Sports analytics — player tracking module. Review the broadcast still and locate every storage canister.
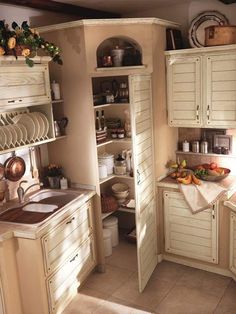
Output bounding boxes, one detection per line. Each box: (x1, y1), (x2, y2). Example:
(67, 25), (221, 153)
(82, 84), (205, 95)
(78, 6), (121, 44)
(103, 216), (119, 247)
(182, 140), (189, 152)
(192, 141), (199, 153)
(98, 153), (114, 175)
(103, 229), (112, 257)
(98, 164), (108, 179)
(200, 141), (208, 154)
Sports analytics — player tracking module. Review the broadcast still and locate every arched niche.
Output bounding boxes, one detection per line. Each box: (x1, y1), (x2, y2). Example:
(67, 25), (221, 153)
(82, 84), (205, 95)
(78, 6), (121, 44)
(96, 36), (143, 68)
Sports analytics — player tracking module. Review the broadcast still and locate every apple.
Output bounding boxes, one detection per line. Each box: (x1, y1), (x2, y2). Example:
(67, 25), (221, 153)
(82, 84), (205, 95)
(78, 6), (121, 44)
(210, 162), (217, 170)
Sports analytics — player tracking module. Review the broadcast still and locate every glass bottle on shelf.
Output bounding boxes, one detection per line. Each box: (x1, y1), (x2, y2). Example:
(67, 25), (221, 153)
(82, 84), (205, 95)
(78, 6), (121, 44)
(100, 110), (106, 130)
(95, 110), (102, 131)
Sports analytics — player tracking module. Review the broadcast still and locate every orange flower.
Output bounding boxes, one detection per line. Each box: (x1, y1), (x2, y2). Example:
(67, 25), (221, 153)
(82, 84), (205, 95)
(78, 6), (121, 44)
(7, 37), (16, 49)
(21, 48), (30, 57)
(0, 47), (5, 56)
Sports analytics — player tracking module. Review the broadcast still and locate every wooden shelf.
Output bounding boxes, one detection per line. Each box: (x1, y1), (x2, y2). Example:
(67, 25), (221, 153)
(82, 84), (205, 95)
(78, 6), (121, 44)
(176, 150), (236, 158)
(94, 102), (129, 109)
(101, 206), (135, 220)
(52, 99), (63, 104)
(95, 65), (146, 72)
(99, 173), (134, 184)
(97, 137), (132, 148)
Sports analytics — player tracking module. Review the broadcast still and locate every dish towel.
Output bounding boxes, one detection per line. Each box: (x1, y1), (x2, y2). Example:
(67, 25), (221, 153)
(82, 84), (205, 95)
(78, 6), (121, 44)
(179, 181), (227, 214)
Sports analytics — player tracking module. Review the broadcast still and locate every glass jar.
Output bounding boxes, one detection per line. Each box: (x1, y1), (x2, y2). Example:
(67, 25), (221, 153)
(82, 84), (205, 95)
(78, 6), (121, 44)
(117, 128), (125, 139)
(114, 154), (126, 175)
(118, 82), (129, 103)
(192, 141), (199, 153)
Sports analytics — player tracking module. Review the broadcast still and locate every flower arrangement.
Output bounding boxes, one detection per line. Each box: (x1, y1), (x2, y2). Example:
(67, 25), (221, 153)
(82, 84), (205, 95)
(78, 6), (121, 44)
(0, 20), (63, 67)
(46, 164), (63, 177)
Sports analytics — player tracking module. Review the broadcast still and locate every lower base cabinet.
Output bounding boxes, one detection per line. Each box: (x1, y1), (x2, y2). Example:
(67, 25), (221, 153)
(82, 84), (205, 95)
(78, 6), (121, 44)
(163, 191), (218, 264)
(16, 198), (96, 314)
(230, 212), (236, 276)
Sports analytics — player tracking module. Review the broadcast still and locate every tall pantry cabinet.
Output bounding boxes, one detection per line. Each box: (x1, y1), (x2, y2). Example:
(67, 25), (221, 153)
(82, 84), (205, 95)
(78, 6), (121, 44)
(39, 18), (179, 292)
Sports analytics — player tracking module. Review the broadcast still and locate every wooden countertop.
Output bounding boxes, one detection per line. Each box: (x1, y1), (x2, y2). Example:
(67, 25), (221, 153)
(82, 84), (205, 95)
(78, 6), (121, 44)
(0, 187), (96, 241)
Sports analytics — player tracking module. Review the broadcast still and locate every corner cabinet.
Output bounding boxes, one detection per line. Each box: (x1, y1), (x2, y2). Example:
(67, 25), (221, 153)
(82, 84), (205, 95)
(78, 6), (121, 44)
(165, 45), (236, 128)
(164, 191), (218, 263)
(93, 73), (157, 292)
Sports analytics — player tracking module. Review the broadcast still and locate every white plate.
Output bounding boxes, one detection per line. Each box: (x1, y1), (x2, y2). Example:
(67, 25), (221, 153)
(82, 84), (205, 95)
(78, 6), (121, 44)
(32, 112), (45, 140)
(189, 11), (229, 47)
(28, 113), (40, 141)
(12, 124), (23, 145)
(0, 128), (6, 149)
(1, 126), (12, 148)
(12, 114), (35, 142)
(37, 112), (49, 138)
(7, 125), (18, 147)
(16, 123), (27, 144)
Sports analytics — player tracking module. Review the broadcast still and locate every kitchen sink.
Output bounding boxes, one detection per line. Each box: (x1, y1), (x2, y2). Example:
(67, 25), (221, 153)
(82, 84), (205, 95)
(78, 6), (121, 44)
(22, 203), (58, 213)
(28, 190), (67, 202)
(0, 189), (83, 224)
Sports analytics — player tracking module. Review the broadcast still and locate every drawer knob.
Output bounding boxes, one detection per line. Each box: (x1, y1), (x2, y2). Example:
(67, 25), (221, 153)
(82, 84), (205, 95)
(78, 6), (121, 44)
(70, 253), (78, 263)
(66, 217), (75, 224)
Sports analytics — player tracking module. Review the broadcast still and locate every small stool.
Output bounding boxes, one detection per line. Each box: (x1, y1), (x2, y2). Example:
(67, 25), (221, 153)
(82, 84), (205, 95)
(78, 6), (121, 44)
(103, 228), (112, 257)
(103, 216), (119, 247)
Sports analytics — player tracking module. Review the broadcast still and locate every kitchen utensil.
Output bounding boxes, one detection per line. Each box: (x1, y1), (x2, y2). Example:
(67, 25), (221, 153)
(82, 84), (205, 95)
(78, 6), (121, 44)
(4, 156), (26, 182)
(189, 11), (229, 47)
(198, 168), (230, 182)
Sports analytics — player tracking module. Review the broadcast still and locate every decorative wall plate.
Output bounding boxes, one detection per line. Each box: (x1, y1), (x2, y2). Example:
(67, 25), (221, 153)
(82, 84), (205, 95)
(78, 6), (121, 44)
(189, 11), (229, 47)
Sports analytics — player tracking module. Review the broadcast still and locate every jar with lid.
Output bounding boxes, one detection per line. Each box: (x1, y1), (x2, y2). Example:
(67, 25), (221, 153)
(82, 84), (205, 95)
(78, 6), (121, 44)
(117, 128), (125, 139)
(118, 82), (129, 103)
(105, 89), (115, 103)
(192, 141), (199, 153)
(182, 140), (189, 152)
(114, 154), (127, 175)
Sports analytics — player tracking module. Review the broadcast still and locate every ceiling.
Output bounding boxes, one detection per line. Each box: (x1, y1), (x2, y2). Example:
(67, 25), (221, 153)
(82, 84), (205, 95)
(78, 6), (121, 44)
(53, 0), (193, 14)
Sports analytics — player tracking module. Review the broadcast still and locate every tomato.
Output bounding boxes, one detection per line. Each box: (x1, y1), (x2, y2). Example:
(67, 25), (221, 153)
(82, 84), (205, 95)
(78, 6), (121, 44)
(210, 162), (217, 170)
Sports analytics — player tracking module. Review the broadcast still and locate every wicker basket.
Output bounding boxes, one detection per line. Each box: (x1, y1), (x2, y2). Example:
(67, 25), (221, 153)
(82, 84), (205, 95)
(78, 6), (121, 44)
(101, 194), (119, 213)
(205, 25), (236, 46)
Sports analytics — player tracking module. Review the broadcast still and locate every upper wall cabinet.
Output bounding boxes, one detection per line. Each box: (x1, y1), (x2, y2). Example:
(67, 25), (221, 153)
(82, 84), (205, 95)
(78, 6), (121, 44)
(0, 57), (51, 109)
(165, 45), (236, 128)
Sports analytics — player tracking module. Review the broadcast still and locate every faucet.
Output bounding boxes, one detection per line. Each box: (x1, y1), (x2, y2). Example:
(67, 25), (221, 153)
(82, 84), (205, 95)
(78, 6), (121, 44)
(17, 180), (43, 203)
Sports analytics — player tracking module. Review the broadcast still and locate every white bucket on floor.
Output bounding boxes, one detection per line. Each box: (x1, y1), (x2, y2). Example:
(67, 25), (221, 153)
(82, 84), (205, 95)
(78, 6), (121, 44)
(103, 228), (112, 257)
(103, 216), (119, 247)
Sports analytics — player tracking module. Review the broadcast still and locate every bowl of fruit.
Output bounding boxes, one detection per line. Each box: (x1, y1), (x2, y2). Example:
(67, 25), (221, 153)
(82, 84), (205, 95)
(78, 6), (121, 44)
(193, 163), (230, 182)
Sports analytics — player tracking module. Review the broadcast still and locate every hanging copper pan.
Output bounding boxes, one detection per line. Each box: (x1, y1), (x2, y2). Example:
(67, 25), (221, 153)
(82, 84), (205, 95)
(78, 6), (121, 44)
(4, 156), (26, 182)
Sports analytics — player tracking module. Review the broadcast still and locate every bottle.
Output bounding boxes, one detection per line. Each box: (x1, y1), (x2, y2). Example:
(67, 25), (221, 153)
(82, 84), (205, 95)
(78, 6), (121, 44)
(105, 89), (114, 103)
(51, 80), (60, 100)
(60, 177), (68, 189)
(200, 141), (208, 154)
(95, 111), (102, 131)
(182, 140), (189, 152)
(100, 110), (106, 130)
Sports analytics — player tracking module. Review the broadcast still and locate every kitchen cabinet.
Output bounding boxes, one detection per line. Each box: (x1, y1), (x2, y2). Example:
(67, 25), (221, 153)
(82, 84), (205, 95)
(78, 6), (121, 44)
(93, 73), (157, 292)
(165, 45), (236, 128)
(163, 191), (218, 263)
(16, 197), (96, 314)
(0, 56), (56, 154)
(230, 212), (236, 276)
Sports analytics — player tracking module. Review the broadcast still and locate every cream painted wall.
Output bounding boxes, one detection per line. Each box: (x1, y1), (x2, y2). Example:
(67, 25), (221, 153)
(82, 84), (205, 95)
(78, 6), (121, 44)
(128, 0), (236, 47)
(0, 3), (75, 27)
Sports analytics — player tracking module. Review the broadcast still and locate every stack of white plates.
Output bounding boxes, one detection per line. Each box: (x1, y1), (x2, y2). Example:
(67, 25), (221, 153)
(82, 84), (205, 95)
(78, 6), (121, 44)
(0, 111), (50, 150)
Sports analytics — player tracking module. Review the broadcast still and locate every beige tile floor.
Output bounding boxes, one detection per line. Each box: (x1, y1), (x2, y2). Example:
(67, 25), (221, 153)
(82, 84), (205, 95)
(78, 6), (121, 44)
(63, 239), (236, 314)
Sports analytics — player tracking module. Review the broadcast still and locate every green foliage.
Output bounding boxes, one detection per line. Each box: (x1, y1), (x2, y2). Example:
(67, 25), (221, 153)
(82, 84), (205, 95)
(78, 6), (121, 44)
(0, 20), (63, 67)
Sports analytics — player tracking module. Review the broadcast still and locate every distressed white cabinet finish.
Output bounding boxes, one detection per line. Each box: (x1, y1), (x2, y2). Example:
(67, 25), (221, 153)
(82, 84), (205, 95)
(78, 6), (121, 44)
(164, 191), (218, 263)
(166, 45), (236, 128)
(230, 212), (236, 276)
(16, 198), (96, 314)
(130, 74), (157, 292)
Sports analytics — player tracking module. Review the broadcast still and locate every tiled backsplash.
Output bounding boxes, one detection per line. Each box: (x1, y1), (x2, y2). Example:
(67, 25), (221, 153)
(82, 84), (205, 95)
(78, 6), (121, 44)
(178, 128), (236, 175)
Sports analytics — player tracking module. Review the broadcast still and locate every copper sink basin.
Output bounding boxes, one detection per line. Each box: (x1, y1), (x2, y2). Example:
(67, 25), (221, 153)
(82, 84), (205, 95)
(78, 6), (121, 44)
(0, 189), (83, 225)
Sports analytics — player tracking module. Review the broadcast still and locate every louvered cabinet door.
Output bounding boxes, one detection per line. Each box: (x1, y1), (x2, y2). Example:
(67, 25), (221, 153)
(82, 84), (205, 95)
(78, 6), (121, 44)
(205, 54), (236, 127)
(129, 74), (157, 292)
(166, 55), (202, 127)
(230, 212), (236, 276)
(164, 191), (218, 264)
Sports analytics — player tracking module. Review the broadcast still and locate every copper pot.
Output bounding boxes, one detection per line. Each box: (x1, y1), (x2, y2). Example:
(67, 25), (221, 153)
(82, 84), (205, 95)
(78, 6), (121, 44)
(4, 156), (26, 182)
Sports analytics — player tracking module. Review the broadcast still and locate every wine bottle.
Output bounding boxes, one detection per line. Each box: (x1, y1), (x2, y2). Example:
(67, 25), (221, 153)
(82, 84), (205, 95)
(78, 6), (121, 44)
(100, 110), (106, 130)
(95, 111), (102, 131)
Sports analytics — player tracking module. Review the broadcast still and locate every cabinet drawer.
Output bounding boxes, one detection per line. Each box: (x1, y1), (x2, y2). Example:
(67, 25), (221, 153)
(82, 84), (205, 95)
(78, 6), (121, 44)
(47, 235), (96, 313)
(0, 64), (51, 108)
(42, 200), (93, 274)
